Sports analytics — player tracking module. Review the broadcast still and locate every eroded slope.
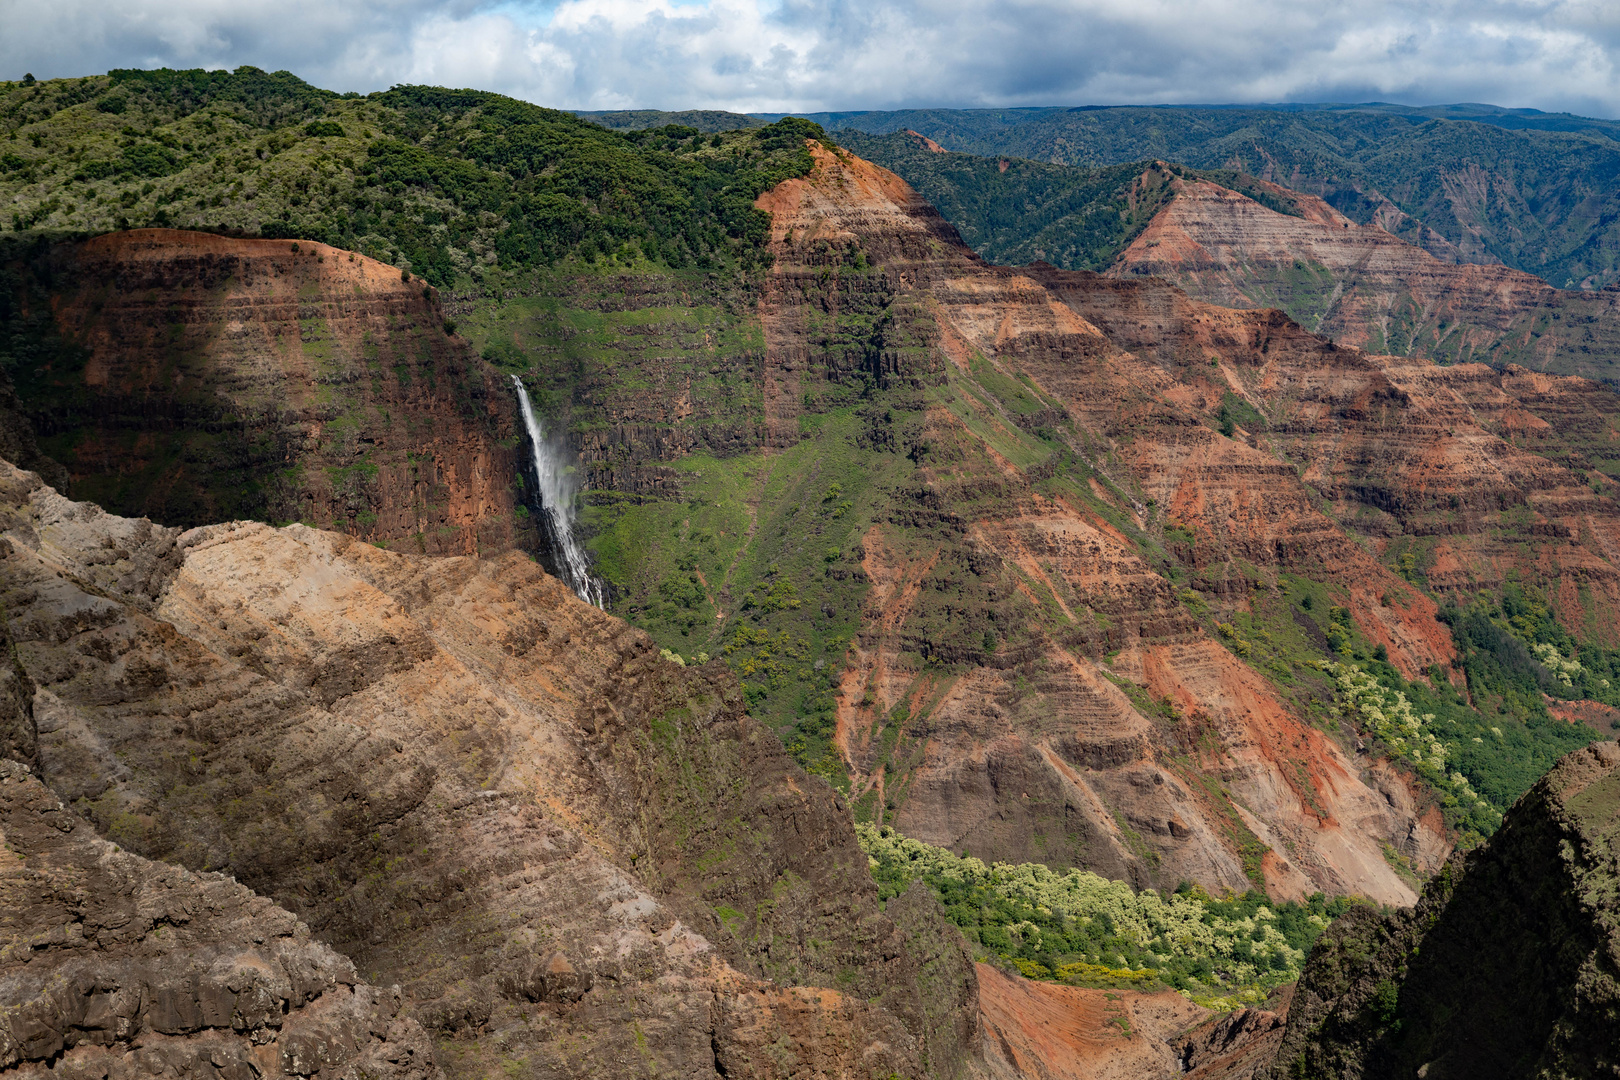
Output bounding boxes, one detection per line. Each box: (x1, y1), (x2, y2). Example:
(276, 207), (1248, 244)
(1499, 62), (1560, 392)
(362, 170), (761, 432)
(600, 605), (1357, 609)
(1107, 170), (1620, 382)
(0, 459), (979, 1079)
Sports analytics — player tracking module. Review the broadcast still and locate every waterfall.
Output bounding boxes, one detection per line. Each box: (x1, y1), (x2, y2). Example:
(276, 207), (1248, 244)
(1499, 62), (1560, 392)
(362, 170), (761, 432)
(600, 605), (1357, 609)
(511, 376), (606, 608)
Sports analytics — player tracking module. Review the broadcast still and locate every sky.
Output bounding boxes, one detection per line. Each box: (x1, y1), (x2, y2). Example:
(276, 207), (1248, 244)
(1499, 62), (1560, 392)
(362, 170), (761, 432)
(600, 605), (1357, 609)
(4, 0), (1620, 117)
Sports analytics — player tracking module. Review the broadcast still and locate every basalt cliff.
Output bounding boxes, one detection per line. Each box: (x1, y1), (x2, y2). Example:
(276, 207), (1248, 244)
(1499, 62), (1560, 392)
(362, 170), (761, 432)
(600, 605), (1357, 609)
(1106, 165), (1620, 384)
(2, 230), (528, 556)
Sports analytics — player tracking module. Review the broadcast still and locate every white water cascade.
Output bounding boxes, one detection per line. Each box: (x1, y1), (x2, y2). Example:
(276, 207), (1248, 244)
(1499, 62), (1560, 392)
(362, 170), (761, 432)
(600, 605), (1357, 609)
(511, 376), (606, 608)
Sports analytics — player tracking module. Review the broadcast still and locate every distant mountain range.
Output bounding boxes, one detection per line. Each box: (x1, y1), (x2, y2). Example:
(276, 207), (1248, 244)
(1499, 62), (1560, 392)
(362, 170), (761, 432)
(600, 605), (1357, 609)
(578, 102), (1620, 291)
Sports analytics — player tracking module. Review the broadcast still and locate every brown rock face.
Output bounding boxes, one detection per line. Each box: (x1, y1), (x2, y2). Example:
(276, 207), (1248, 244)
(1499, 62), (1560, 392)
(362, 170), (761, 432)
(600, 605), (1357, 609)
(0, 759), (441, 1080)
(13, 229), (528, 555)
(975, 961), (1208, 1080)
(749, 143), (1446, 903)
(1265, 741), (1620, 1080)
(1109, 168), (1620, 382)
(0, 458), (979, 1079)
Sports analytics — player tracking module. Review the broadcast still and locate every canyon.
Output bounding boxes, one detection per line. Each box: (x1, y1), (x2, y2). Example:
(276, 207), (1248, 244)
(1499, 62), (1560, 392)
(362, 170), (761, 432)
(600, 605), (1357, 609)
(4, 79), (1620, 1076)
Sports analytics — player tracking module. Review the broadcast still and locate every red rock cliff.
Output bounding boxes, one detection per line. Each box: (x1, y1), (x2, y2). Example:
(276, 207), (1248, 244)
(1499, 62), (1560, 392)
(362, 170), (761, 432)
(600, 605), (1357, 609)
(17, 229), (527, 556)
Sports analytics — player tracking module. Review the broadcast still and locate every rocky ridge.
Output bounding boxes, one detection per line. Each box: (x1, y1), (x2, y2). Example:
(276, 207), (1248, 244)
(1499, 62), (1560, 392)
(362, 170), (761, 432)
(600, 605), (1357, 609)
(1265, 740), (1620, 1079)
(0, 758), (441, 1079)
(0, 457), (980, 1078)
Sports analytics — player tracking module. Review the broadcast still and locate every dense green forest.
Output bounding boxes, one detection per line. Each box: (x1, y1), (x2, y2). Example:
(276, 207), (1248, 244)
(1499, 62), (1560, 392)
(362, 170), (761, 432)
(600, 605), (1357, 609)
(0, 67), (829, 284)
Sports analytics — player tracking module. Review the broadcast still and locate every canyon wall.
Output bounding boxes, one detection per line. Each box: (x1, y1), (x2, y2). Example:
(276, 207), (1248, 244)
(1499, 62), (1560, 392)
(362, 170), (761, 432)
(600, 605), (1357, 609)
(1109, 169), (1620, 384)
(0, 458), (981, 1079)
(503, 142), (1620, 912)
(505, 142), (1477, 905)
(6, 229), (529, 556)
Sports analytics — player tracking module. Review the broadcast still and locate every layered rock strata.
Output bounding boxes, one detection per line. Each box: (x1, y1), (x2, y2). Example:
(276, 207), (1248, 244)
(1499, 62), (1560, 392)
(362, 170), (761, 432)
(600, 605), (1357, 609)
(1035, 265), (1620, 643)
(10, 229), (528, 555)
(0, 759), (441, 1079)
(749, 143), (1452, 902)
(1109, 169), (1620, 382)
(0, 458), (979, 1079)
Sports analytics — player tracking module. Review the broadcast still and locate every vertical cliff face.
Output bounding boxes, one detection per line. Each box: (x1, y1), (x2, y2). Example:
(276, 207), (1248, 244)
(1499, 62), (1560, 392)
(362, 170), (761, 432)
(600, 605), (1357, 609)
(0, 458), (980, 1079)
(6, 229), (529, 556)
(1267, 741), (1620, 1080)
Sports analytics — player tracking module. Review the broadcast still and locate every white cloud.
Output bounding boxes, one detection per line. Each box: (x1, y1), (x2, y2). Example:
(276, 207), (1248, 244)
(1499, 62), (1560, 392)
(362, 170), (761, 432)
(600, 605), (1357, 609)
(2, 0), (1618, 116)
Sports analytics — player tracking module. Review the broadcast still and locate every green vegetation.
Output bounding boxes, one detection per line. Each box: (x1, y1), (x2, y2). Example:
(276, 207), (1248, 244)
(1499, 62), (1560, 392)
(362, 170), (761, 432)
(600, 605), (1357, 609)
(1292, 582), (1602, 842)
(0, 68), (831, 285)
(860, 823), (1358, 1009)
(834, 131), (1301, 271)
(1155, 556), (1600, 846)
(809, 104), (1620, 289)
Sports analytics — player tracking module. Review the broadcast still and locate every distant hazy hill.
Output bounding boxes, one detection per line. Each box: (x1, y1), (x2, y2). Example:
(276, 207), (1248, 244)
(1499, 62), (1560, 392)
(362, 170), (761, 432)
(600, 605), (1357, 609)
(797, 103), (1620, 291)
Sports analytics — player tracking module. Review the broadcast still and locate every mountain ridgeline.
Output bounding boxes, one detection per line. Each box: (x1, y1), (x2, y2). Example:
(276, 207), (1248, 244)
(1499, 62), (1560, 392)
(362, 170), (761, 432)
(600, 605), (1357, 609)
(3, 67), (1620, 1077)
(589, 102), (1620, 291)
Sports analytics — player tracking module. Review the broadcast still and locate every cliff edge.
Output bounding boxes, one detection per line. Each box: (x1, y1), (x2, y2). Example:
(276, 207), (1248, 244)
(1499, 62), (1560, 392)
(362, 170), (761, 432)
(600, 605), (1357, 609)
(1267, 740), (1620, 1079)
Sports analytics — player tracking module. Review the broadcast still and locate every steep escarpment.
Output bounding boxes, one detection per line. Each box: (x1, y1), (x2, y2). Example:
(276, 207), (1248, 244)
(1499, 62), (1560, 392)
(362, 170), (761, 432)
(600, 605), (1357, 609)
(3, 229), (529, 555)
(0, 459), (979, 1079)
(1036, 266), (1620, 646)
(1266, 740), (1620, 1079)
(1106, 170), (1620, 382)
(533, 141), (1453, 906)
(0, 759), (441, 1079)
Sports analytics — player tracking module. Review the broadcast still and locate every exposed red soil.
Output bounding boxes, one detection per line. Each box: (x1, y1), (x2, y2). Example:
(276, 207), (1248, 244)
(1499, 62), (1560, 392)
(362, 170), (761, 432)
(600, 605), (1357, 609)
(976, 962), (1208, 1080)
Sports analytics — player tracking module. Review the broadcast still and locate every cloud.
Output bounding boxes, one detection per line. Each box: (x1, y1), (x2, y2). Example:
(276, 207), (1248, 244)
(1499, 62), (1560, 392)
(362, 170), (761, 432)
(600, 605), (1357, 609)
(4, 0), (1619, 117)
